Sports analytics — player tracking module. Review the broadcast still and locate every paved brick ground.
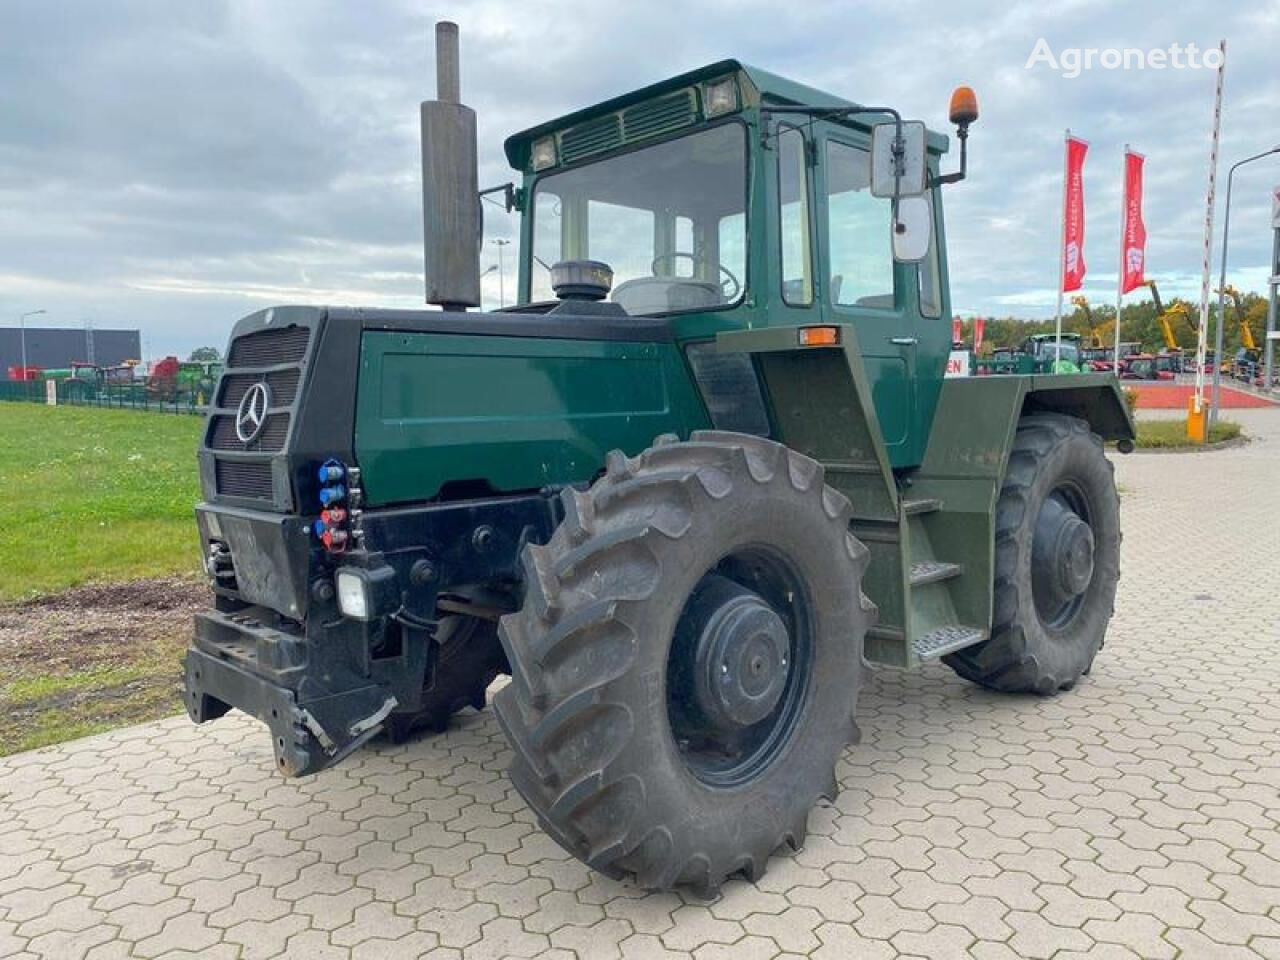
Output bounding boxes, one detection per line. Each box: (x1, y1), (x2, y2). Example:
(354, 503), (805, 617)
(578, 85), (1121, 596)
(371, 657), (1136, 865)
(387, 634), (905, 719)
(2, 410), (1278, 959)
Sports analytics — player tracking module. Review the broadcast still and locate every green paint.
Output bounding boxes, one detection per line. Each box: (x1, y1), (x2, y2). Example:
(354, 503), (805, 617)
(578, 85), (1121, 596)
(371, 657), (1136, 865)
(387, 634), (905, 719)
(355, 332), (709, 505)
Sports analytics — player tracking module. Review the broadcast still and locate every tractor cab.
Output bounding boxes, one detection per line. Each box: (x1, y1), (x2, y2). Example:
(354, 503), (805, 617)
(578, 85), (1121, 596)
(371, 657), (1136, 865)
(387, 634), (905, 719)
(1021, 333), (1083, 373)
(500, 62), (961, 468)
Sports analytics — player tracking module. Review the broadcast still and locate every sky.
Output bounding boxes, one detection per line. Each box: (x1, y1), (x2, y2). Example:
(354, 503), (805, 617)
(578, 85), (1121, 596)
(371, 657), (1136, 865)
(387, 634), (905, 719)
(2, 0), (1279, 359)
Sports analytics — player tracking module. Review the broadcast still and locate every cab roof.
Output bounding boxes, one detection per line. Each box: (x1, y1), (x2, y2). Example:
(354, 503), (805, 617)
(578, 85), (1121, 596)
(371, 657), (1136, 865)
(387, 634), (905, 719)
(503, 58), (949, 171)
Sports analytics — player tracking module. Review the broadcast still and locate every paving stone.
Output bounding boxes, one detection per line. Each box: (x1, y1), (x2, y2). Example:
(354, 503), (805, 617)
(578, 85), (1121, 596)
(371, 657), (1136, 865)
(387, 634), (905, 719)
(810, 921), (896, 960)
(692, 934), (779, 960)
(132, 912), (222, 959)
(1005, 910), (1094, 958)
(549, 917), (633, 960)
(1, 408), (1279, 958)
(1082, 911), (1177, 959)
(619, 932), (694, 960)
(660, 905), (743, 952)
(741, 905), (824, 954)
(220, 914), (311, 960)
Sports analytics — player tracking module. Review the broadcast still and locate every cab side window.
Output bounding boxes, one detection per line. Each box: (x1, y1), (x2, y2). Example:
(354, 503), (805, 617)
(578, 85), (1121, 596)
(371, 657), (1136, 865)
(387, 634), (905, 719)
(777, 126), (813, 306)
(918, 190), (943, 318)
(825, 140), (894, 309)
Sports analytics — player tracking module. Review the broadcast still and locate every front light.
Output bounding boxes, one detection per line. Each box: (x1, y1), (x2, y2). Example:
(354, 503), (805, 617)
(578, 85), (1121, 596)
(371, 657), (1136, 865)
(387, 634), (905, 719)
(702, 78), (739, 118)
(531, 136), (557, 171)
(335, 570), (370, 620)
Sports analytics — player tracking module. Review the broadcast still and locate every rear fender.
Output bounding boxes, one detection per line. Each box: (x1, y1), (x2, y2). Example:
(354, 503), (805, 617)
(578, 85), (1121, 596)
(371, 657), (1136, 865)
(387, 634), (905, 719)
(1019, 374), (1135, 443)
(907, 373), (1132, 634)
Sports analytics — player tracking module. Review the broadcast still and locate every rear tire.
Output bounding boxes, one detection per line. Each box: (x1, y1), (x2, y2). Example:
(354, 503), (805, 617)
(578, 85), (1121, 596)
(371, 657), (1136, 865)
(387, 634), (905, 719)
(383, 616), (506, 743)
(494, 432), (874, 896)
(945, 414), (1120, 694)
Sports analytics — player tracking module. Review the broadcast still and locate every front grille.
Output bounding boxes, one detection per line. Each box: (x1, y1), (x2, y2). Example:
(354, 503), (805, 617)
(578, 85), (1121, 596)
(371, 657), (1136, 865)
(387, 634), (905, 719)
(215, 460), (274, 499)
(218, 369), (302, 407)
(208, 413), (290, 452)
(227, 326), (310, 366)
(209, 321), (313, 507)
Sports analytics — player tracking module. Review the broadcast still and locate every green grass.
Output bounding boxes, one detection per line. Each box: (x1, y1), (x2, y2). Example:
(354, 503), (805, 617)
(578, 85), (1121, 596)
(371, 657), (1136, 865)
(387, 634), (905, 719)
(1, 664), (170, 755)
(3, 683), (180, 755)
(3, 664), (154, 704)
(1134, 418), (1243, 449)
(0, 404), (203, 601)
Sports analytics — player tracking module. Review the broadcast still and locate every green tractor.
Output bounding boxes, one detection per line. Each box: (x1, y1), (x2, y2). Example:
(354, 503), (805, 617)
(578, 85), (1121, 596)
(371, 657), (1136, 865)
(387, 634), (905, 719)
(184, 24), (1134, 896)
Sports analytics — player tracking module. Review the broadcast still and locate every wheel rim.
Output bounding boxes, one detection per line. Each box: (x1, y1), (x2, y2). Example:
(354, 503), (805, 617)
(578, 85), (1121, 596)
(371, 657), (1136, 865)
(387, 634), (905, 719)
(666, 546), (814, 788)
(1031, 481), (1096, 630)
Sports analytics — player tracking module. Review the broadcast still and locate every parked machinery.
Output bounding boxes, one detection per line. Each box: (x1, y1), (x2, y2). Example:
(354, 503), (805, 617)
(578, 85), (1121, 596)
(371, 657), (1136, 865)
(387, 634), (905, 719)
(182, 25), (1134, 895)
(1216, 284), (1261, 382)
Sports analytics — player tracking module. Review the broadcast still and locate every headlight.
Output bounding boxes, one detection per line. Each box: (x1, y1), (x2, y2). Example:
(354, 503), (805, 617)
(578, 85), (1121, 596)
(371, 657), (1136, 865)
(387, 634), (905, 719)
(531, 136), (557, 171)
(702, 78), (739, 118)
(333, 565), (398, 621)
(335, 569), (371, 620)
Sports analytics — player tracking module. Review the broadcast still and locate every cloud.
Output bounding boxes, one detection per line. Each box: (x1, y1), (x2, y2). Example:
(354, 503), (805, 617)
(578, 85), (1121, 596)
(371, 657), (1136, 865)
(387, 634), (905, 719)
(0, 0), (1277, 358)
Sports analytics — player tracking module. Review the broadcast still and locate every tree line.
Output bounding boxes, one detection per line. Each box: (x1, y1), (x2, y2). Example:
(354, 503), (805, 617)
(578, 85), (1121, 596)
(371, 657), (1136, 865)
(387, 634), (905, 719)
(960, 290), (1271, 356)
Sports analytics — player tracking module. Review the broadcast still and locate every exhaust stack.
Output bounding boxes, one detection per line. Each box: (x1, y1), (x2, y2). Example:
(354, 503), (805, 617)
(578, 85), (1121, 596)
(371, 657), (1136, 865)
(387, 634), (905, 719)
(421, 21), (480, 310)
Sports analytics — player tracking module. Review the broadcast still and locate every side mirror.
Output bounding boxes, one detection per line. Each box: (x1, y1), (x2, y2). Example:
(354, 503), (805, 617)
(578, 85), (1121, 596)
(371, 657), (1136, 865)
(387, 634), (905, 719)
(871, 120), (927, 199)
(891, 195), (932, 263)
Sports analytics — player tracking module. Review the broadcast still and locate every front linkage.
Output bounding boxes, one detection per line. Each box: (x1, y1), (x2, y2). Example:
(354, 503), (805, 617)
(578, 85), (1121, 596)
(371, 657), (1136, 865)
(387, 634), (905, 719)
(185, 479), (562, 776)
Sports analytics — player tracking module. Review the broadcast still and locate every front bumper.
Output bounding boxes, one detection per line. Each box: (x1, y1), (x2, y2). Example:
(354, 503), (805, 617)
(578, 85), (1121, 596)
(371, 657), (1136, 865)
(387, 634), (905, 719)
(184, 606), (397, 776)
(186, 489), (564, 776)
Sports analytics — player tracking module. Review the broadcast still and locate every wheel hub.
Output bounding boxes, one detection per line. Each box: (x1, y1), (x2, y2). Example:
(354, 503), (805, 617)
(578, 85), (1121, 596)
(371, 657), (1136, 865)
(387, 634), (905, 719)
(1032, 493), (1095, 619)
(686, 577), (791, 731)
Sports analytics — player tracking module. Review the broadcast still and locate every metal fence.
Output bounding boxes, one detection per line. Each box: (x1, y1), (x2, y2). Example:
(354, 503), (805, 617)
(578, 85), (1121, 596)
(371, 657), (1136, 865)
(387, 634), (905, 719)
(0, 379), (209, 415)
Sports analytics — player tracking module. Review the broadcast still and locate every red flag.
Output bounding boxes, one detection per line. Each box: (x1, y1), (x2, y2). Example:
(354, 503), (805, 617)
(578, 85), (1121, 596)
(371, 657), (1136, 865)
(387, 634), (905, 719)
(1121, 151), (1147, 293)
(973, 316), (986, 354)
(952, 317), (962, 342)
(1062, 136), (1088, 292)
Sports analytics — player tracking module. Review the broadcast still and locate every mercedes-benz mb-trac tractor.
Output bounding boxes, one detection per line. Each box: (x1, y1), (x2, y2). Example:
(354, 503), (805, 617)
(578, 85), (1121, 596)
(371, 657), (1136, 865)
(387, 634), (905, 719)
(184, 23), (1134, 895)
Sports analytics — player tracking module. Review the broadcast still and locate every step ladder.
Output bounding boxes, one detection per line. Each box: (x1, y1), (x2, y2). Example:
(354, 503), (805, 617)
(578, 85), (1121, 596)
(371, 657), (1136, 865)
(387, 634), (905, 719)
(861, 497), (986, 663)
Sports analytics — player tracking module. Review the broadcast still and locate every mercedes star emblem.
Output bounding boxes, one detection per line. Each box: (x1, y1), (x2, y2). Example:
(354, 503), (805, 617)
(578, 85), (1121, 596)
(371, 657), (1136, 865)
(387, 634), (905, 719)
(235, 382), (271, 444)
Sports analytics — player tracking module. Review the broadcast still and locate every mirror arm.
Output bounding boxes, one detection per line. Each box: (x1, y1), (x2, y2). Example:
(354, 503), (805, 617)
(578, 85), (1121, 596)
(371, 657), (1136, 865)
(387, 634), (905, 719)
(763, 104), (907, 225)
(480, 181), (518, 212)
(933, 122), (970, 186)
(762, 105), (905, 191)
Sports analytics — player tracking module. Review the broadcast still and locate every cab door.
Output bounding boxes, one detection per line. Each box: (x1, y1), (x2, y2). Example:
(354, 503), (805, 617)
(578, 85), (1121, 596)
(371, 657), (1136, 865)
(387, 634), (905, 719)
(815, 131), (919, 465)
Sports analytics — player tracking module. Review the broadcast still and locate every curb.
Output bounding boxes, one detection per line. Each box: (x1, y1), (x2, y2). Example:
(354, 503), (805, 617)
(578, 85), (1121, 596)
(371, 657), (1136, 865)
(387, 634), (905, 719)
(1123, 435), (1252, 455)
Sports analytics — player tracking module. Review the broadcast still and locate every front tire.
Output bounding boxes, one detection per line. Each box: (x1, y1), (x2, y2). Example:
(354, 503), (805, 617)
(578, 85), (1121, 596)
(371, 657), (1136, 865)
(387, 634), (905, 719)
(494, 432), (873, 895)
(945, 414), (1120, 693)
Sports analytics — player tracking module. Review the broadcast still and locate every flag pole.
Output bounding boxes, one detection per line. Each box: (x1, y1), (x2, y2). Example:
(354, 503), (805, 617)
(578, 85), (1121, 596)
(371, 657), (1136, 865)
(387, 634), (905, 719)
(1115, 145), (1130, 377)
(1193, 40), (1226, 424)
(1055, 129), (1069, 366)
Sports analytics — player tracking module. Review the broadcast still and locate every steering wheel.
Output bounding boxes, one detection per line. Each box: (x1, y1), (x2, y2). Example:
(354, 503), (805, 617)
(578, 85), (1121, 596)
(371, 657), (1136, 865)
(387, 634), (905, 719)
(651, 252), (741, 301)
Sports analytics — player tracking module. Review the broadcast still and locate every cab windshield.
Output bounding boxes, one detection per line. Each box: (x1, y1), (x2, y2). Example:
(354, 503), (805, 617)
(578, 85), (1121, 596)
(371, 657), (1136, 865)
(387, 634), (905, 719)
(529, 123), (747, 315)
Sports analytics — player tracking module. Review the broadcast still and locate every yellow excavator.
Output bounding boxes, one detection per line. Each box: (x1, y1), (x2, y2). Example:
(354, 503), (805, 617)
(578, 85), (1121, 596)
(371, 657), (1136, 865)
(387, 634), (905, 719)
(1217, 285), (1259, 352)
(1216, 284), (1260, 381)
(1144, 281), (1194, 351)
(1071, 294), (1115, 348)
(1143, 280), (1200, 375)
(1070, 295), (1118, 370)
